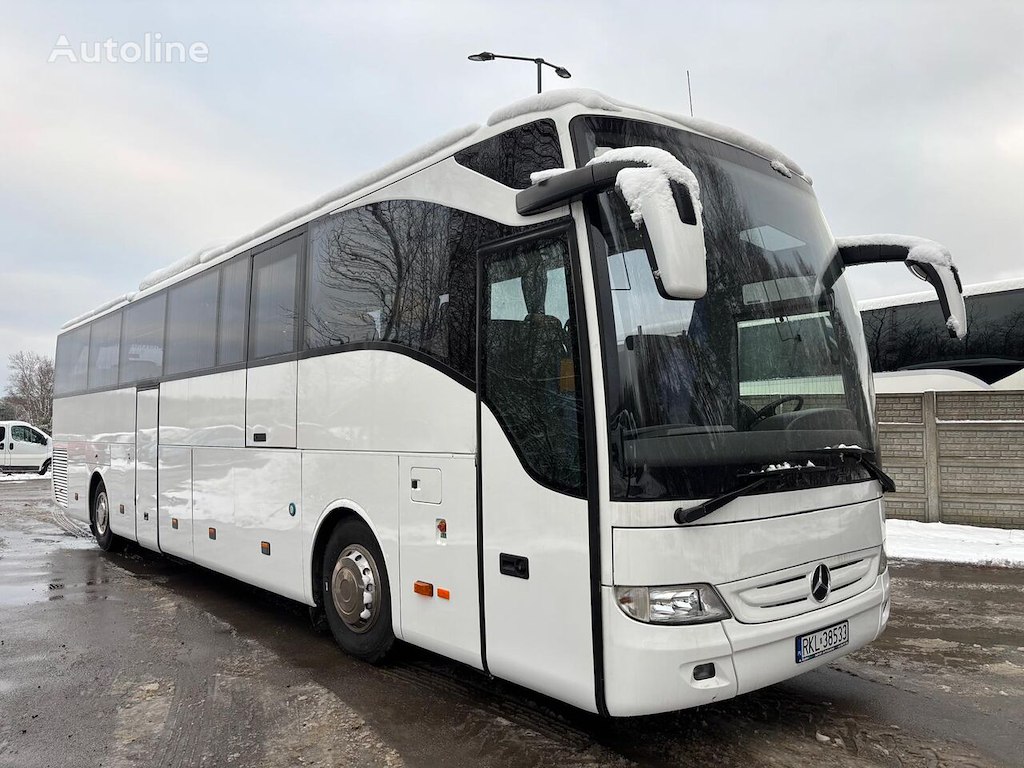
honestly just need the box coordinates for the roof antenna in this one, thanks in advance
[687,70,694,117]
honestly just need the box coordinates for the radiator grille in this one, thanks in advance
[52,449,68,508]
[717,547,879,623]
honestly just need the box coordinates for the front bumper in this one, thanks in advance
[601,570,890,716]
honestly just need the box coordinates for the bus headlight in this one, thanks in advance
[614,584,731,624]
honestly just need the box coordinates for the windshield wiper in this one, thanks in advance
[792,447,897,493]
[674,463,829,525]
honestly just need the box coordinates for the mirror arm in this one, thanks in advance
[837,240,965,339]
[515,160,644,216]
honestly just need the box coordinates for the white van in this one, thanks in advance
[0,421,52,475]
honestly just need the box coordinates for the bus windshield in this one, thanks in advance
[576,116,876,501]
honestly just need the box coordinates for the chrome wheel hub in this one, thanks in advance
[96,493,109,535]
[331,544,379,633]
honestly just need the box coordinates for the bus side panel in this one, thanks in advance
[398,454,481,669]
[296,351,475,453]
[52,389,135,527]
[301,452,402,626]
[160,371,245,448]
[158,446,193,560]
[192,447,304,602]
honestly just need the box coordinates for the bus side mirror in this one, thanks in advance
[516,148,708,300]
[632,177,707,300]
[836,235,967,339]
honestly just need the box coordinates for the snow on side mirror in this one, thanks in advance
[836,234,967,339]
[588,147,707,300]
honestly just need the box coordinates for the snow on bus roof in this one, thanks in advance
[488,88,809,181]
[857,276,1024,312]
[65,89,812,329]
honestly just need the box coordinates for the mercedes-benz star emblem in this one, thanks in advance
[810,563,832,602]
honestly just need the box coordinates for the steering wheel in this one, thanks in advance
[750,395,804,426]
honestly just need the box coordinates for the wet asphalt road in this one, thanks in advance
[0,477,1021,768]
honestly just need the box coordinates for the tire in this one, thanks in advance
[321,517,394,663]
[92,482,119,552]
[38,458,51,476]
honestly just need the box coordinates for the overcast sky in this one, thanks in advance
[1,0,1021,390]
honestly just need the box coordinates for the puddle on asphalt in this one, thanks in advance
[0,522,103,607]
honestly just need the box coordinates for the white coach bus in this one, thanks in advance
[52,90,966,716]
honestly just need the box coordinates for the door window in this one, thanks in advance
[12,426,46,445]
[480,234,587,495]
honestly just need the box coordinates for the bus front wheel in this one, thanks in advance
[322,518,394,663]
[92,482,120,552]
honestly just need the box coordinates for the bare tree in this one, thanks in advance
[5,351,54,431]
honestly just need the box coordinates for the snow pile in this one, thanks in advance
[587,146,702,227]
[837,234,954,268]
[61,292,135,330]
[887,520,1024,568]
[529,167,570,184]
[946,314,962,336]
[138,240,228,291]
[487,89,622,126]
[859,277,1024,312]
[623,106,810,183]
[486,88,810,184]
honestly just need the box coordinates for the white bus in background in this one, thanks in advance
[859,278,1024,393]
[51,90,967,716]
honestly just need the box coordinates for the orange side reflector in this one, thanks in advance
[413,581,433,597]
[171,517,179,530]
[261,541,271,555]
[208,527,217,540]
[437,588,450,600]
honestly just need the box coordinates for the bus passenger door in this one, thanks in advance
[477,229,599,711]
[135,387,160,551]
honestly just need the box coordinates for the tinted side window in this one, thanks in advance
[55,325,90,395]
[455,120,563,189]
[87,311,122,389]
[0,426,4,441]
[12,426,46,445]
[120,294,166,384]
[166,270,219,375]
[249,236,303,360]
[305,201,481,381]
[481,234,586,495]
[217,258,249,365]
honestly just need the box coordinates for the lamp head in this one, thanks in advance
[468,51,496,62]
[554,67,572,79]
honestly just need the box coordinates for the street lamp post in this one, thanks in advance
[468,51,571,94]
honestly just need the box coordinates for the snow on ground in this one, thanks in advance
[887,519,1024,568]
[0,472,50,483]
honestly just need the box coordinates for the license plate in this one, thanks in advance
[795,620,849,663]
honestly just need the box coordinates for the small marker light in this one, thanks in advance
[261,541,271,556]
[208,527,216,540]
[171,518,179,530]
[437,588,450,600]
[413,581,433,597]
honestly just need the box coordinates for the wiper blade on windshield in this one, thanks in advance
[674,462,829,525]
[793,447,897,493]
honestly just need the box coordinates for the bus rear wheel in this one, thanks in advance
[322,518,394,663]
